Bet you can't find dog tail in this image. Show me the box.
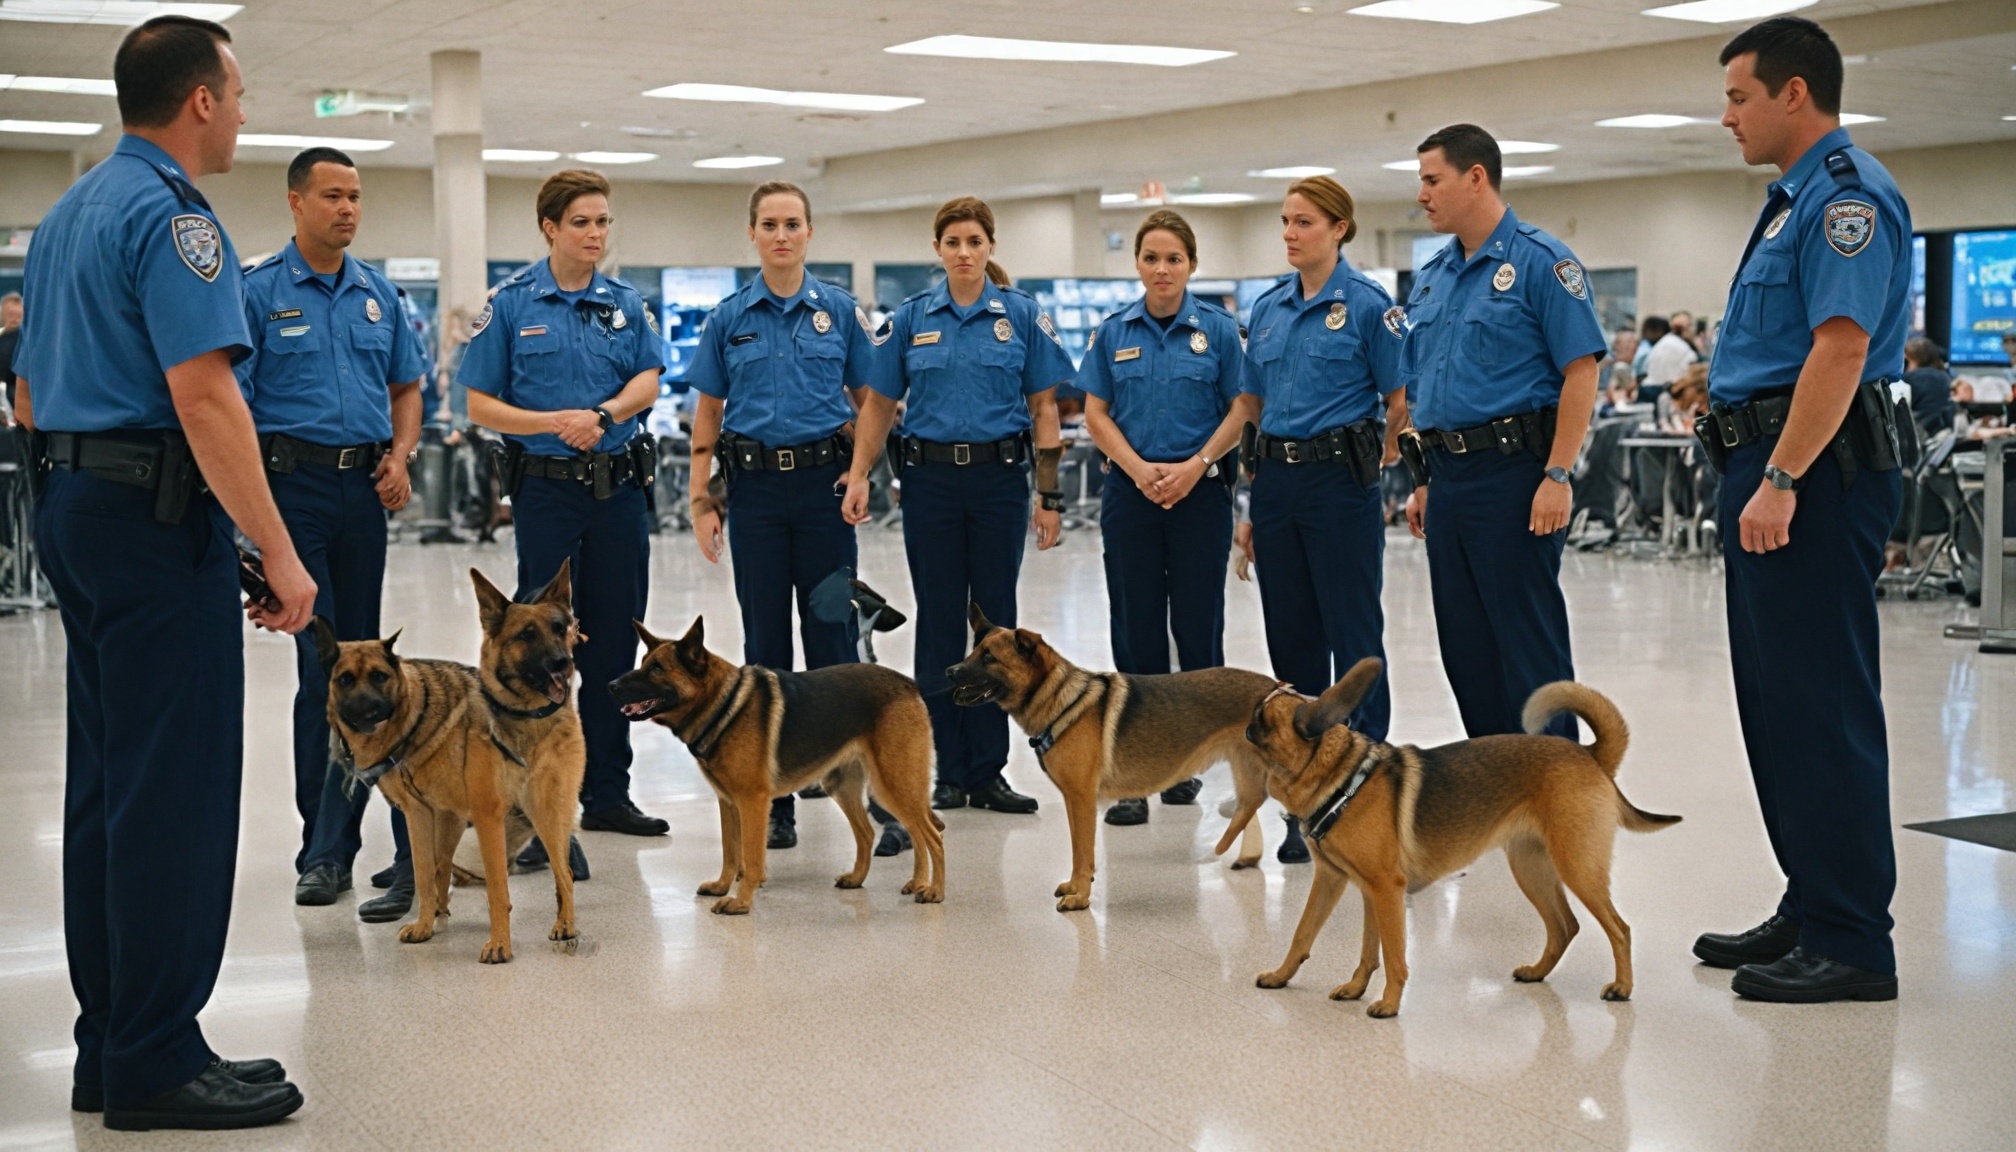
[1521,681,1628,777]
[1617,796,1683,833]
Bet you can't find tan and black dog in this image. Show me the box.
[608,617,944,915]
[1238,658,1679,1017]
[945,604,1277,913]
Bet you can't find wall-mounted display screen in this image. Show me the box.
[1951,229,2016,364]
[659,267,740,389]
[1019,277,1145,368]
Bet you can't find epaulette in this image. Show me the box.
[246,252,284,274]
[1196,298,1234,319]
[900,287,935,307]
[1824,149,1863,191]
[997,284,1033,299]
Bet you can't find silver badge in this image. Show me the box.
[1493,263,1517,292]
[611,307,627,330]
[812,310,832,334]
[994,317,1013,342]
[171,214,222,283]
[1763,207,1791,241]
[1190,329,1208,354]
[1825,200,1876,258]
[1324,303,1348,331]
[1552,260,1587,300]
[987,298,1006,313]
[1382,305,1407,339]
[365,296,382,323]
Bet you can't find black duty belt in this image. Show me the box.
[1692,380,1900,488]
[1699,391,1792,451]
[44,431,170,488]
[902,434,1029,467]
[1420,407,1556,458]
[724,433,848,473]
[261,432,387,474]
[523,452,642,487]
[1255,420,1381,486]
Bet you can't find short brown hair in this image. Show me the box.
[114,15,231,129]
[934,196,1009,286]
[748,181,811,227]
[536,169,610,232]
[1133,209,1197,263]
[1417,124,1502,191]
[1284,176,1359,245]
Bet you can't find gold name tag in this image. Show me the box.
[519,325,548,337]
[1114,347,1142,362]
[912,331,942,346]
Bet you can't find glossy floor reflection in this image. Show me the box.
[2,525,2014,1149]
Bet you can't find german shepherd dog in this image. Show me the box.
[315,567,585,963]
[1239,658,1680,1017]
[944,604,1277,913]
[608,617,945,915]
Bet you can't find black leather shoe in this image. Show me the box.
[73,1057,283,1114]
[369,862,398,890]
[767,813,798,850]
[1694,914,1801,969]
[516,836,590,881]
[358,860,414,923]
[1160,777,1203,805]
[293,865,350,907]
[1104,798,1149,826]
[969,779,1039,814]
[931,783,969,810]
[1732,947,1899,1003]
[579,801,669,837]
[102,1066,303,1131]
[1277,814,1310,864]
[874,821,911,857]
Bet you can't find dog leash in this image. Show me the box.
[334,679,432,794]
[1305,743,1386,845]
[1028,675,1109,767]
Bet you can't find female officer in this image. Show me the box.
[1235,176,1405,862]
[1077,210,1253,827]
[685,181,878,850]
[842,196,1074,815]
[460,169,668,868]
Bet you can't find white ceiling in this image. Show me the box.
[1,0,2011,205]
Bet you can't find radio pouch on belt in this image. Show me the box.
[496,439,527,498]
[631,432,659,517]
[153,430,199,525]
[1239,421,1258,480]
[259,433,298,476]
[1397,429,1431,488]
[1346,422,1382,487]
[1692,410,1728,476]
[1852,379,1901,474]
[590,452,614,500]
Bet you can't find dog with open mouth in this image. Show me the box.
[609,616,945,915]
[1238,657,1680,1017]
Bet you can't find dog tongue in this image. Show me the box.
[545,674,569,704]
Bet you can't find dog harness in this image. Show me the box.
[1305,743,1387,845]
[333,679,431,794]
[1027,675,1110,767]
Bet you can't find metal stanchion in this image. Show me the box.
[0,429,52,613]
[1944,437,2016,653]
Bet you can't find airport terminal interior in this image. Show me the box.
[2,0,2016,1148]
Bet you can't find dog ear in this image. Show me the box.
[633,619,667,650]
[312,615,340,674]
[675,616,709,677]
[469,567,511,635]
[379,629,403,665]
[535,558,573,608]
[1013,629,1041,661]
[967,601,995,639]
[1294,658,1383,739]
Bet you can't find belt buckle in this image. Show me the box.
[1282,441,1302,464]
[776,448,796,472]
[953,443,972,466]
[337,447,359,469]
[1442,432,1465,455]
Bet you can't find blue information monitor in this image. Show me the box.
[1950,229,2016,365]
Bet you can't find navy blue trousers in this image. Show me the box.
[1423,447,1576,740]
[1101,468,1233,675]
[1250,461,1391,740]
[513,475,650,815]
[272,463,409,875]
[901,461,1029,792]
[1721,444,1901,975]
[36,472,240,1106]
[725,461,858,817]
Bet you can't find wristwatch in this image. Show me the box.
[1763,464,1802,491]
[1543,465,1571,485]
[592,405,615,431]
[1039,491,1066,512]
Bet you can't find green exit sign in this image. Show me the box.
[314,93,345,118]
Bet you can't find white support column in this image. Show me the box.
[1071,189,1105,277]
[430,50,485,344]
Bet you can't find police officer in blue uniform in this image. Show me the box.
[1689,18,1907,1003]
[15,15,308,1129]
[843,196,1073,816]
[686,181,879,849]
[1399,124,1605,742]
[461,170,668,862]
[1077,209,1250,827]
[1235,178,1407,860]
[238,147,424,915]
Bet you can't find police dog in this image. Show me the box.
[608,617,944,915]
[1238,658,1679,1017]
[315,571,584,964]
[945,604,1276,913]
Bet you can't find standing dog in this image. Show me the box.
[945,604,1276,912]
[1239,657,1679,1017]
[608,617,944,914]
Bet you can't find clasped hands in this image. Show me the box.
[1130,455,1209,509]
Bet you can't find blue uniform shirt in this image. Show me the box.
[1240,261,1403,440]
[236,240,424,445]
[683,274,874,447]
[16,135,249,431]
[1400,208,1606,431]
[869,279,1075,444]
[456,258,665,456]
[1709,128,1911,406]
[1076,291,1243,460]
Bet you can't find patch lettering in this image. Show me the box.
[1825,200,1876,258]
[267,308,303,322]
[730,332,761,346]
[171,214,223,282]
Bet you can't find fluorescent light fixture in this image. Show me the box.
[692,155,783,169]
[1248,165,1335,178]
[1100,192,1141,206]
[1504,165,1555,177]
[1349,0,1559,25]
[1838,113,1885,126]
[1498,140,1559,154]
[571,151,657,164]
[643,82,922,113]
[0,1,241,25]
[885,34,1233,67]
[237,133,393,151]
[2004,115,2016,122]
[1597,113,1714,128]
[1170,192,1256,206]
[0,117,102,135]
[0,75,118,95]
[1641,0,1813,23]
[1383,159,1421,171]
[483,148,560,162]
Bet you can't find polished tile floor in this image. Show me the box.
[2,524,2013,1150]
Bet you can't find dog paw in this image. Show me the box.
[479,940,512,964]
[696,880,731,897]
[834,874,865,890]
[1230,855,1261,871]
[1601,982,1632,1002]
[397,923,434,944]
[1366,999,1400,1019]
[1054,880,1075,898]
[1331,980,1369,1001]
[1256,970,1292,990]
[1055,893,1091,913]
[1512,965,1549,983]
[710,897,751,916]
[900,879,919,895]
[549,921,577,942]
[912,885,944,905]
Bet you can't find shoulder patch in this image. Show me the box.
[470,302,492,336]
[857,304,889,346]
[171,214,223,283]
[1552,259,1587,300]
[1037,312,1063,347]
[1382,305,1407,339]
[1824,200,1877,258]
[643,307,660,336]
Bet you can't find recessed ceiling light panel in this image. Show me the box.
[1170,192,1256,205]
[483,148,560,162]
[1248,165,1336,178]
[237,133,393,151]
[572,151,657,164]
[1,75,118,95]
[1349,0,1559,25]
[1641,0,1814,23]
[1597,114,1714,128]
[0,117,102,135]
[692,155,783,169]
[0,1,241,25]
[1504,165,1555,177]
[1383,159,1421,171]
[885,34,1234,67]
[1838,113,1885,126]
[1497,140,1559,154]
[643,83,922,113]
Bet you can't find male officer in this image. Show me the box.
[1690,16,1908,1003]
[14,15,310,1129]
[238,147,424,916]
[1400,124,1606,740]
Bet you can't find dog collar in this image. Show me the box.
[684,667,755,761]
[1306,743,1384,845]
[338,680,430,791]
[482,686,564,720]
[1028,675,1108,765]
